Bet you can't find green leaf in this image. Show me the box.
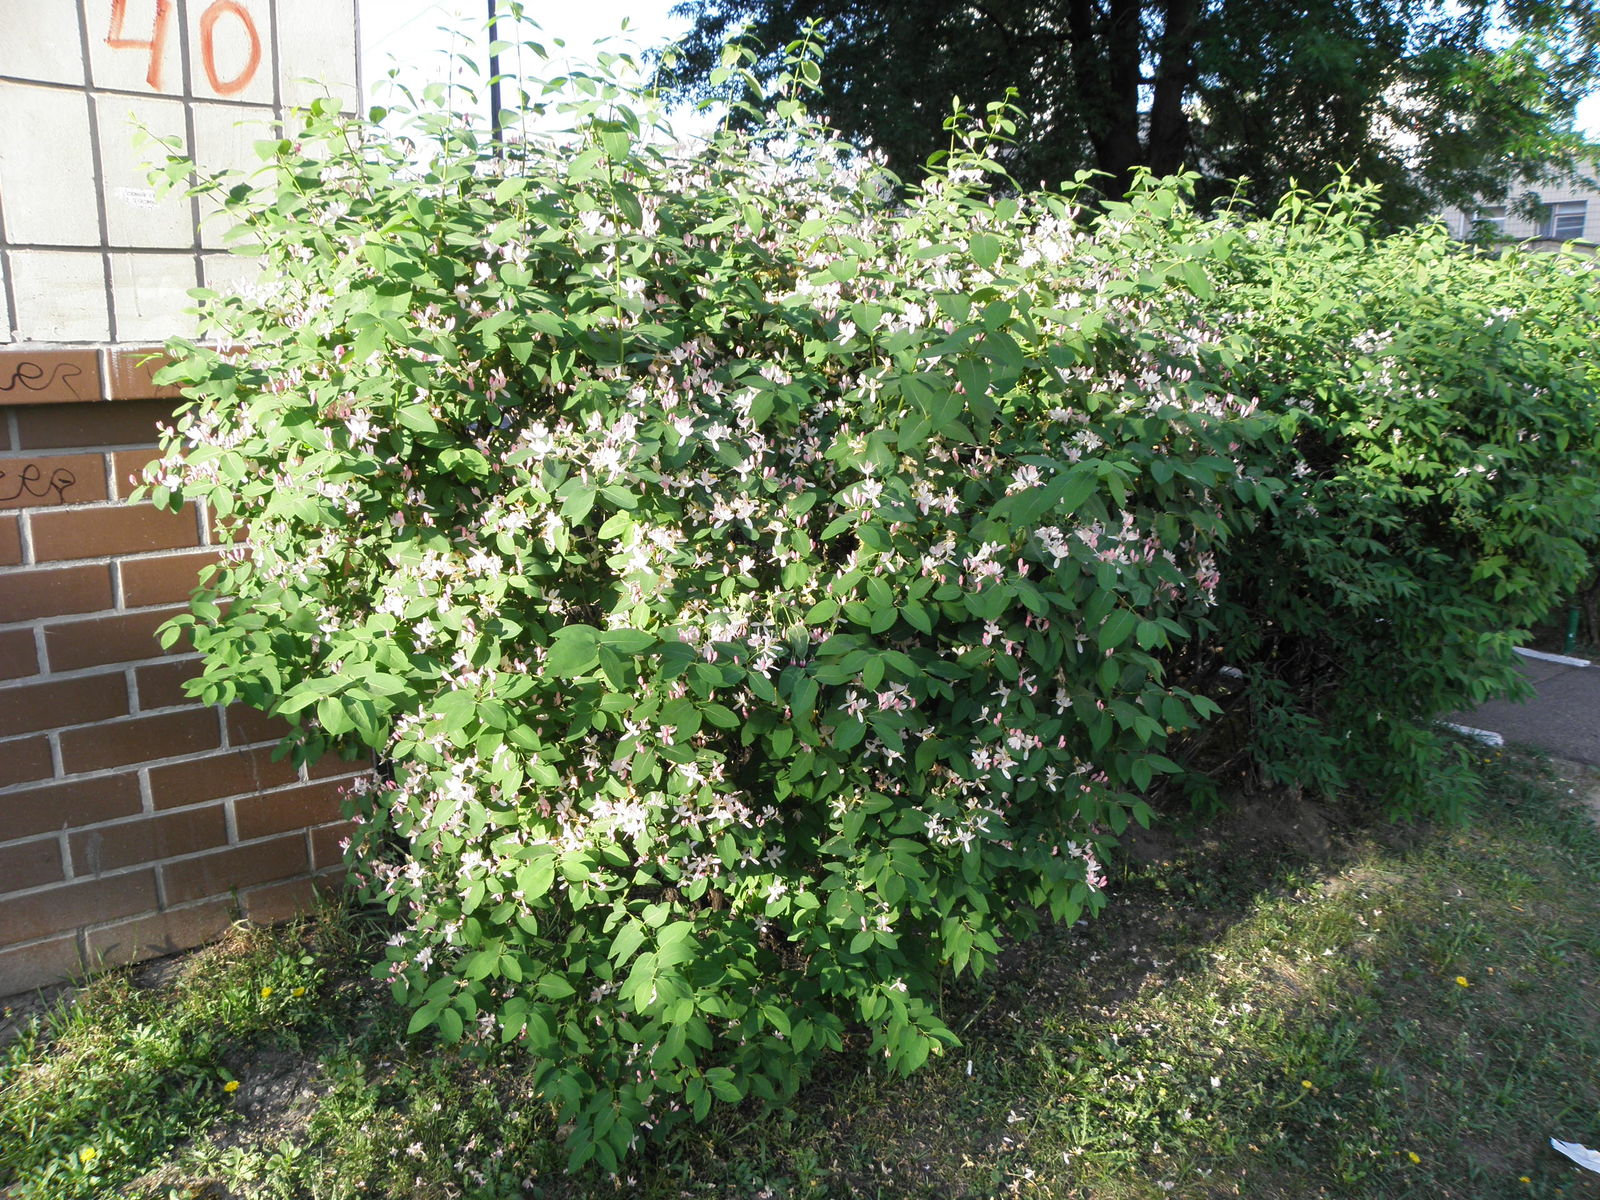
[600,627,656,654]
[515,854,554,898]
[805,598,840,624]
[437,1006,464,1043]
[395,403,437,433]
[433,688,477,728]
[538,974,576,1000]
[546,625,601,678]
[1099,609,1137,652]
[970,233,1001,272]
[702,703,739,728]
[317,695,353,736]
[610,920,647,965]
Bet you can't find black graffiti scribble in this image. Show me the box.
[0,360,87,399]
[0,463,77,506]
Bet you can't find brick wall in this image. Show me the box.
[1,346,361,996]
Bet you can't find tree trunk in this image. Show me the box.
[1147,0,1200,177]
[1068,0,1146,196]
[1101,0,1146,192]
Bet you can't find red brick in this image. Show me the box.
[310,820,357,872]
[118,549,223,607]
[58,709,220,774]
[110,448,164,500]
[0,671,129,738]
[0,562,114,622]
[148,744,299,810]
[134,657,204,710]
[105,349,183,402]
[307,751,370,780]
[0,515,19,566]
[13,401,175,450]
[161,835,309,905]
[225,703,291,747]
[0,349,103,405]
[0,628,38,681]
[45,605,189,672]
[83,900,235,971]
[242,874,327,924]
[2,773,144,839]
[0,870,158,945]
[30,502,200,562]
[235,779,346,841]
[0,453,108,510]
[0,934,85,996]
[69,805,228,875]
[0,837,66,891]
[0,735,53,788]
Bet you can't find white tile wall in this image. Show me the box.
[1,0,355,346]
[0,82,101,246]
[84,0,185,98]
[96,95,193,248]
[188,0,276,107]
[0,4,89,87]
[200,249,267,300]
[278,0,359,112]
[190,101,277,249]
[110,251,200,339]
[8,250,112,341]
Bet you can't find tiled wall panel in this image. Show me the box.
[1,0,359,343]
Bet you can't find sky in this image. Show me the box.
[358,0,691,101]
[356,1,1600,139]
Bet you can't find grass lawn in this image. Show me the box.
[3,747,1598,1200]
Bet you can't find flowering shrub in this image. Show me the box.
[1187,196,1600,811]
[142,40,1600,1170]
[145,50,1273,1167]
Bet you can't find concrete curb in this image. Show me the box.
[1441,722,1507,747]
[1515,646,1592,668]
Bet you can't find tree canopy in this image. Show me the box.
[656,0,1600,224]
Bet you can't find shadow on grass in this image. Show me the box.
[7,750,1600,1200]
[616,753,1600,1200]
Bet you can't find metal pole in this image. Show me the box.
[487,0,503,151]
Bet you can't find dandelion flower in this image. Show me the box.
[1455,976,1469,987]
[1520,1177,1531,1184]
[78,1147,97,1163]
[1407,1151,1421,1164]
[260,986,274,998]
[292,986,307,997]
[1301,1080,1313,1089]
[224,1080,241,1093]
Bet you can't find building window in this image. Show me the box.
[1541,200,1587,240]
[1467,207,1507,239]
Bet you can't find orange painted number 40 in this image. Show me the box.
[106,0,262,96]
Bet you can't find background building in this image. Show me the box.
[0,0,362,996]
[1439,172,1600,250]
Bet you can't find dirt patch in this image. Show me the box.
[0,982,74,1050]
[1120,782,1337,867]
[124,1043,337,1196]
[0,949,195,1050]
[218,1045,332,1138]
[1547,757,1600,830]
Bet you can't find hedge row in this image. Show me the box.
[144,49,1600,1168]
